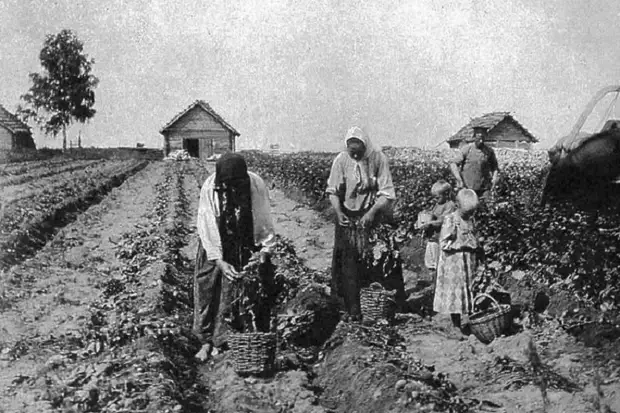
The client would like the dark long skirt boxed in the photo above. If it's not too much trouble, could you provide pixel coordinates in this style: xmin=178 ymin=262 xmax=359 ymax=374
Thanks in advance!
xmin=193 ymin=246 xmax=275 ymax=347
xmin=331 ymin=212 xmax=406 ymax=317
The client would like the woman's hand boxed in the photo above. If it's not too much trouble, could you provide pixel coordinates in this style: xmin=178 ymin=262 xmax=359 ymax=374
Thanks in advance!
xmin=215 ymin=259 xmax=240 ymax=281
xmin=336 ymin=211 xmax=350 ymax=227
xmin=360 ymin=210 xmax=376 ymax=228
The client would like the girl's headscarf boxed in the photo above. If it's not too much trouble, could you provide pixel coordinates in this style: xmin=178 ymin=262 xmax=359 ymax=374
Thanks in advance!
xmin=344 ymin=126 xmax=380 ymax=192
xmin=214 ymin=152 xmax=254 ymax=269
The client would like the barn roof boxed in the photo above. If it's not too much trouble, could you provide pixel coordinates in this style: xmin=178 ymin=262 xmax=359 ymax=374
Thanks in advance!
xmin=0 ymin=104 xmax=31 ymax=134
xmin=448 ymin=112 xmax=538 ymax=143
xmin=160 ymin=100 xmax=240 ymax=136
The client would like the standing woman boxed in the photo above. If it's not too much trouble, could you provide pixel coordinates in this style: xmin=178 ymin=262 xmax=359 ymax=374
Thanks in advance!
xmin=326 ymin=126 xmax=406 ymax=320
xmin=193 ymin=152 xmax=276 ymax=359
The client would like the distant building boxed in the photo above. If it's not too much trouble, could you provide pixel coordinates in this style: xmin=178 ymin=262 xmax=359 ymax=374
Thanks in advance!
xmin=0 ymin=104 xmax=36 ymax=151
xmin=268 ymin=143 xmax=281 ymax=154
xmin=448 ymin=112 xmax=538 ymax=150
xmin=160 ymin=100 xmax=240 ymax=159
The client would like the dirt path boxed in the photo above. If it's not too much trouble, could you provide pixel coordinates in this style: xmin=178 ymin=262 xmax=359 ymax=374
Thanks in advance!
xmin=269 ymin=189 xmax=333 ymax=271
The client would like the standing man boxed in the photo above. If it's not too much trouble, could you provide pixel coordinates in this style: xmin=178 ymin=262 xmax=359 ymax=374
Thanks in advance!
xmin=450 ymin=126 xmax=500 ymax=201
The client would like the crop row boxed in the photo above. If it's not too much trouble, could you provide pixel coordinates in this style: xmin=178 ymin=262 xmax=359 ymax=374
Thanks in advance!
xmin=0 ymin=157 xmax=71 ymax=176
xmin=0 ymin=159 xmax=105 ymax=188
xmin=0 ymin=160 xmax=148 ymax=269
xmin=65 ymin=162 xmax=204 ymax=412
xmin=243 ymin=149 xmax=620 ymax=309
xmin=1 ymin=160 xmax=141 ymax=232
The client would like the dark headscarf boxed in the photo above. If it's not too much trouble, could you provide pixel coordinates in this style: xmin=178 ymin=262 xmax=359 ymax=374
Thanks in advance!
xmin=215 ymin=152 xmax=250 ymax=188
xmin=214 ymin=153 xmax=255 ymax=269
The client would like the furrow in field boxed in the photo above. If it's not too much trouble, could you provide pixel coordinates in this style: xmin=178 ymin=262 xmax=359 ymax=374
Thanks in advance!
xmin=0 ymin=158 xmax=71 ymax=177
xmin=1 ymin=160 xmax=136 ymax=206
xmin=0 ymin=160 xmax=148 ymax=269
xmin=0 ymin=159 xmax=104 ymax=188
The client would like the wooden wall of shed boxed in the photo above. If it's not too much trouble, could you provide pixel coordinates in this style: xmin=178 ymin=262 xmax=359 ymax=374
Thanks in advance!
xmin=164 ymin=130 xmax=234 ymax=158
xmin=450 ymin=139 xmax=532 ymax=150
xmin=488 ymin=140 xmax=533 ymax=150
xmin=489 ymin=119 xmax=531 ymax=143
xmin=0 ymin=126 xmax=13 ymax=150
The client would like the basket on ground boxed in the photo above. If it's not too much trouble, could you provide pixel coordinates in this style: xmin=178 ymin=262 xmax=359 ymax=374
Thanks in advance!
xmin=469 ymin=293 xmax=512 ymax=344
xmin=229 ymin=332 xmax=277 ymax=375
xmin=360 ymin=284 xmax=396 ymax=322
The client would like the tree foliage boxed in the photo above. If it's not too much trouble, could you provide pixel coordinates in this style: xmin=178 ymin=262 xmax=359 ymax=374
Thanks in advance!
xmin=19 ymin=29 xmax=99 ymax=151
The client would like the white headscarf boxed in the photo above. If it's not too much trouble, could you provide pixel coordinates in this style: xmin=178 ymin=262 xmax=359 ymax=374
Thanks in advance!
xmin=344 ymin=126 xmax=380 ymax=191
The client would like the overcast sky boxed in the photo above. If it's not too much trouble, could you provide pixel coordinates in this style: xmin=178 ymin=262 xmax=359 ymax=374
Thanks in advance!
xmin=1 ymin=0 xmax=620 ymax=151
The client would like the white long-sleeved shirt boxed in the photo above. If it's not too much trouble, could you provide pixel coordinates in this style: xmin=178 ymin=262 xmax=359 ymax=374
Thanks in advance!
xmin=197 ymin=171 xmax=276 ymax=261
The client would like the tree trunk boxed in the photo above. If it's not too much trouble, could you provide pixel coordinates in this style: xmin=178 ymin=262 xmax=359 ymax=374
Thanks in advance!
xmin=62 ymin=126 xmax=67 ymax=152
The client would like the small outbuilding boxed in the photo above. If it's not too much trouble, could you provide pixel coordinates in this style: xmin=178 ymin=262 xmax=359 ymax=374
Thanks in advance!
xmin=160 ymin=100 xmax=240 ymax=159
xmin=0 ymin=104 xmax=36 ymax=151
xmin=448 ymin=112 xmax=537 ymax=149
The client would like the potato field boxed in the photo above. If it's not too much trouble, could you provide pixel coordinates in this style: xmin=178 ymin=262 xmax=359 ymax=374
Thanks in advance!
xmin=0 ymin=151 xmax=619 ymax=413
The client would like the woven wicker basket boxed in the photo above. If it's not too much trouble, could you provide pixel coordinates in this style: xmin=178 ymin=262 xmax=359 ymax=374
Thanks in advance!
xmin=360 ymin=286 xmax=396 ymax=322
xmin=229 ymin=332 xmax=277 ymax=375
xmin=469 ymin=293 xmax=512 ymax=344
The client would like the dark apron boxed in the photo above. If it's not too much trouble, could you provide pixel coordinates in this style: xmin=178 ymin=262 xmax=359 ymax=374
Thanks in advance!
xmin=330 ymin=207 xmax=406 ymax=317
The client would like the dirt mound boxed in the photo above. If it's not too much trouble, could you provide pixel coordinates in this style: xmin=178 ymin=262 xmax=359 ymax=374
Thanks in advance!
xmin=313 ymin=321 xmax=478 ymax=413
xmin=280 ymin=283 xmax=340 ymax=348
xmin=201 ymin=357 xmax=325 ymax=413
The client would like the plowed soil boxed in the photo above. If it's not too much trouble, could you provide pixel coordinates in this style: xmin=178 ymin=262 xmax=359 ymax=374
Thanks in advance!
xmin=0 ymin=159 xmax=618 ymax=413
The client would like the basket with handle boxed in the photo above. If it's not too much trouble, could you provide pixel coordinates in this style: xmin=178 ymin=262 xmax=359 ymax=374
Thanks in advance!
xmin=469 ymin=293 xmax=512 ymax=344
xmin=229 ymin=332 xmax=277 ymax=376
xmin=360 ymin=283 xmax=397 ymax=323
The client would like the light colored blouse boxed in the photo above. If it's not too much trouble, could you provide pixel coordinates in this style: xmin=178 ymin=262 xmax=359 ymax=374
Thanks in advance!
xmin=197 ymin=171 xmax=276 ymax=261
xmin=439 ymin=211 xmax=478 ymax=252
xmin=428 ymin=200 xmax=457 ymax=241
xmin=326 ymin=151 xmax=396 ymax=212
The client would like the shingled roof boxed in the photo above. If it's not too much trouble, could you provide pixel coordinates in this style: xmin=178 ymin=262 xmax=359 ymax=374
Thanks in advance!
xmin=0 ymin=104 xmax=31 ymax=134
xmin=448 ymin=112 xmax=537 ymax=143
xmin=160 ymin=100 xmax=240 ymax=136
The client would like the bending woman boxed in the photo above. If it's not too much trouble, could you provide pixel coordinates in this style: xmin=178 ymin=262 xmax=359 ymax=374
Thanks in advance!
xmin=193 ymin=152 xmax=275 ymax=357
xmin=326 ymin=126 xmax=406 ymax=319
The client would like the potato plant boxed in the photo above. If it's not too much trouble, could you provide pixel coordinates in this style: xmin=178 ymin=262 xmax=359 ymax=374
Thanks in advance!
xmin=243 ymin=149 xmax=620 ymax=310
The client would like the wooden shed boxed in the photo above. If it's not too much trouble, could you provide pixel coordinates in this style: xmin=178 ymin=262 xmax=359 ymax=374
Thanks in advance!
xmin=0 ymin=104 xmax=36 ymax=151
xmin=160 ymin=100 xmax=240 ymax=158
xmin=448 ymin=112 xmax=537 ymax=150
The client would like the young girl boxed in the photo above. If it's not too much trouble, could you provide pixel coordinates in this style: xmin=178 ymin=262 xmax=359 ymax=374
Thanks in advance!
xmin=420 ymin=180 xmax=456 ymax=272
xmin=433 ymin=188 xmax=479 ymax=335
